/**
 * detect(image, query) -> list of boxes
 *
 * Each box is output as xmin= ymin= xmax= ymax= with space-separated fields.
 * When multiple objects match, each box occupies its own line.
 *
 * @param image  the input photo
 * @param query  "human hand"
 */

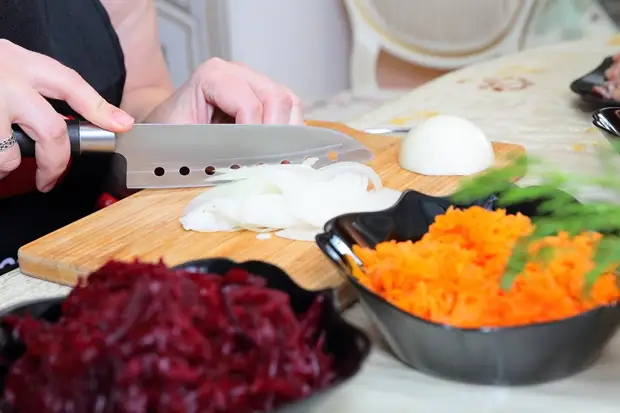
xmin=604 ymin=53 xmax=620 ymax=81
xmin=0 ymin=40 xmax=135 ymax=192
xmin=144 ymin=58 xmax=303 ymax=125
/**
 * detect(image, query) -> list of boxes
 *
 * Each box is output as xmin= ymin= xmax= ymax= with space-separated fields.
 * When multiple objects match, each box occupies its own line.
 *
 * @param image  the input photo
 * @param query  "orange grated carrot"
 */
xmin=350 ymin=206 xmax=620 ymax=328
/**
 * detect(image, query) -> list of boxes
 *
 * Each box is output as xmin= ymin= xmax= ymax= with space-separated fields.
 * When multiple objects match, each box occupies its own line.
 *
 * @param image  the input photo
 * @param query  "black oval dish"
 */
xmin=315 ymin=188 xmax=620 ymax=386
xmin=593 ymin=106 xmax=620 ymax=144
xmin=570 ymin=56 xmax=619 ymax=106
xmin=0 ymin=259 xmax=371 ymax=411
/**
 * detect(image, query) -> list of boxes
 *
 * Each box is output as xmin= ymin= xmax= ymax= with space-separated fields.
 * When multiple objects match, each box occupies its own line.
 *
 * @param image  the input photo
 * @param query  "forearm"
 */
xmin=102 ymin=0 xmax=174 ymax=122
xmin=120 ymin=85 xmax=173 ymax=122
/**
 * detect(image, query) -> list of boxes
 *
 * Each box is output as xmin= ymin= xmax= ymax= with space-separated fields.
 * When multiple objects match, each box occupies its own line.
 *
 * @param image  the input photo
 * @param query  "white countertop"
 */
xmin=4 ymin=39 xmax=620 ymax=412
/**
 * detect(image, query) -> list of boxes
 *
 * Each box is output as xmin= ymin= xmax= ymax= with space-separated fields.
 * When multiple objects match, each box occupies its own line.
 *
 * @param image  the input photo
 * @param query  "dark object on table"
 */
xmin=315 ymin=188 xmax=620 ymax=386
xmin=593 ymin=106 xmax=620 ymax=143
xmin=570 ymin=56 xmax=619 ymax=106
xmin=0 ymin=259 xmax=371 ymax=412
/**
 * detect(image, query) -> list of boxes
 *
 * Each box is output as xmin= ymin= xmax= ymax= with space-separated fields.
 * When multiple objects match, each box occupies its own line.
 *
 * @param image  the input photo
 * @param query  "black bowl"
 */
xmin=593 ymin=106 xmax=620 ymax=144
xmin=315 ymin=188 xmax=620 ymax=386
xmin=570 ymin=56 xmax=619 ymax=106
xmin=0 ymin=259 xmax=372 ymax=411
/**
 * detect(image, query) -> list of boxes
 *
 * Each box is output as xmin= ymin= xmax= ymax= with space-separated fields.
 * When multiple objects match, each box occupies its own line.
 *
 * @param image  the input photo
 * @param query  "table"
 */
xmin=4 ymin=39 xmax=620 ymax=412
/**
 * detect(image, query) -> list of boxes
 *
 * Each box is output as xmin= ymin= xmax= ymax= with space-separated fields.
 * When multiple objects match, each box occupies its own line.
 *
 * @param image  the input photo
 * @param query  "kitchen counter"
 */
xmin=4 ymin=38 xmax=620 ymax=412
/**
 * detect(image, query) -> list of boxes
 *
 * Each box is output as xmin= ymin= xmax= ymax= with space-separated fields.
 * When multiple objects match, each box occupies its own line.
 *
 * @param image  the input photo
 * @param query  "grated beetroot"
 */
xmin=2 ymin=261 xmax=335 ymax=413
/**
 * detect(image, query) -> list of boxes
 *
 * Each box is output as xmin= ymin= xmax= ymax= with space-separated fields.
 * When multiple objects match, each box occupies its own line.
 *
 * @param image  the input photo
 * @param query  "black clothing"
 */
xmin=0 ymin=0 xmax=126 ymax=273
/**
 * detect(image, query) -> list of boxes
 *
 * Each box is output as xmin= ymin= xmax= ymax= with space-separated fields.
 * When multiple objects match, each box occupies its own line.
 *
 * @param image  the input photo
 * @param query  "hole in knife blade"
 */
xmin=154 ymin=167 xmax=165 ymax=177
xmin=179 ymin=166 xmax=190 ymax=176
xmin=205 ymin=166 xmax=216 ymax=175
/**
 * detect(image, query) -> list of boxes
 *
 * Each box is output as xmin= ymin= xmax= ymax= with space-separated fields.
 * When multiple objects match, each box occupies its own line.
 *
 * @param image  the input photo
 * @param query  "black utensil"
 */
xmin=570 ymin=56 xmax=619 ymax=106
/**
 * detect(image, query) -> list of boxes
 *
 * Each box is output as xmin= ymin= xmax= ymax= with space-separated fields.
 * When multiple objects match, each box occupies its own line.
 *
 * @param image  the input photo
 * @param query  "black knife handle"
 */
xmin=13 ymin=120 xmax=81 ymax=158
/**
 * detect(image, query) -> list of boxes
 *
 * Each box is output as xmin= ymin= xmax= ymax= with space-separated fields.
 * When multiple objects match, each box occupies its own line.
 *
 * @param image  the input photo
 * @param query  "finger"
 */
xmin=606 ymin=65 xmax=620 ymax=80
xmin=285 ymin=90 xmax=304 ymax=125
xmin=199 ymin=70 xmax=263 ymax=124
xmin=23 ymin=52 xmax=134 ymax=132
xmin=230 ymin=61 xmax=251 ymax=69
xmin=608 ymin=63 xmax=620 ymax=79
xmin=228 ymin=66 xmax=294 ymax=124
xmin=210 ymin=108 xmax=235 ymax=124
xmin=258 ymin=86 xmax=293 ymax=124
xmin=7 ymin=84 xmax=70 ymax=192
xmin=605 ymin=67 xmax=614 ymax=79
xmin=0 ymin=111 xmax=21 ymax=180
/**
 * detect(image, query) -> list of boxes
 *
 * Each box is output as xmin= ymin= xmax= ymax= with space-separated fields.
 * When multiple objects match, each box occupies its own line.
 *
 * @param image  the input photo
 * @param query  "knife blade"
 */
xmin=12 ymin=120 xmax=374 ymax=189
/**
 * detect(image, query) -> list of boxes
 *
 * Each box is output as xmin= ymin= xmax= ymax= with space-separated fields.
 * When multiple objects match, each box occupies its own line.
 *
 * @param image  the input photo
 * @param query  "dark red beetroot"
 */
xmin=2 ymin=261 xmax=334 ymax=413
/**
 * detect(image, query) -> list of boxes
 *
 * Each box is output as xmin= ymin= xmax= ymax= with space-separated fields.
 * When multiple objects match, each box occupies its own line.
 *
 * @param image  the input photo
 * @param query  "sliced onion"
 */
xmin=180 ymin=162 xmax=401 ymax=241
xmin=204 ymin=164 xmax=319 ymax=185
xmin=236 ymin=194 xmax=301 ymax=228
xmin=180 ymin=209 xmax=238 ymax=232
xmin=318 ymin=162 xmax=383 ymax=190
xmin=275 ymin=227 xmax=321 ymax=242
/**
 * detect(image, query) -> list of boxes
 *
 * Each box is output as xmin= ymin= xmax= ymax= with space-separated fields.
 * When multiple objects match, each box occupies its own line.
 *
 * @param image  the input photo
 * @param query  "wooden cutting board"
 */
xmin=18 ymin=121 xmax=525 ymax=308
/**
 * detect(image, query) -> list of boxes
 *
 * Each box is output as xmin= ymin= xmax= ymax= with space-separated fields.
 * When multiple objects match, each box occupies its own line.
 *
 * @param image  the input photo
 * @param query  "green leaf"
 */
xmin=533 ymin=245 xmax=556 ymax=265
xmin=452 ymin=155 xmax=531 ymax=203
xmin=583 ymin=237 xmax=620 ymax=294
xmin=497 ymin=184 xmax=562 ymax=205
xmin=453 ymin=149 xmax=620 ymax=296
xmin=500 ymin=241 xmax=529 ymax=290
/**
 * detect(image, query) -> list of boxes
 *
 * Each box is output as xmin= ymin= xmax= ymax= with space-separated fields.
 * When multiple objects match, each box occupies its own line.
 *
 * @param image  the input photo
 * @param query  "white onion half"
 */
xmin=399 ymin=115 xmax=495 ymax=176
xmin=180 ymin=162 xmax=400 ymax=242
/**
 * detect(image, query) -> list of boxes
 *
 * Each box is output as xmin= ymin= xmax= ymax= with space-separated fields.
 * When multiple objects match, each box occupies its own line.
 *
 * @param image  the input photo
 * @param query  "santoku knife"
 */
xmin=12 ymin=120 xmax=373 ymax=189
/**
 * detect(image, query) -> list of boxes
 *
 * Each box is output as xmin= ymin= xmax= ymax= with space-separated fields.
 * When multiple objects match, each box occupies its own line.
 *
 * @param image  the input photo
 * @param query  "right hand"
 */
xmin=0 ymin=40 xmax=135 ymax=192
xmin=604 ymin=53 xmax=620 ymax=82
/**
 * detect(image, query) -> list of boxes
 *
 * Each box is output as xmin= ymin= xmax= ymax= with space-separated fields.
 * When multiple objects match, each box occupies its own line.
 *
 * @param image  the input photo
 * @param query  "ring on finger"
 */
xmin=0 ymin=132 xmax=16 ymax=152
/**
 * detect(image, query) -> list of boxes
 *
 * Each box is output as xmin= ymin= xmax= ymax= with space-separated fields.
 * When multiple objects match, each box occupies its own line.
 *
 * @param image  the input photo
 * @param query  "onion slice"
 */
xmin=180 ymin=162 xmax=400 ymax=241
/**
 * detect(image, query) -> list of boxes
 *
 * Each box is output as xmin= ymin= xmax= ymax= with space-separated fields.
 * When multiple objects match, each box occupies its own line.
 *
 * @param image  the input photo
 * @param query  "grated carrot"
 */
xmin=351 ymin=206 xmax=620 ymax=328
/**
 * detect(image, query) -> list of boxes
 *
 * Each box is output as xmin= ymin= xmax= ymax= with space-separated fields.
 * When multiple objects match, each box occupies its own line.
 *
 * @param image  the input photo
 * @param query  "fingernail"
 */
xmin=111 ymin=109 xmax=134 ymax=127
xmin=41 ymin=180 xmax=57 ymax=193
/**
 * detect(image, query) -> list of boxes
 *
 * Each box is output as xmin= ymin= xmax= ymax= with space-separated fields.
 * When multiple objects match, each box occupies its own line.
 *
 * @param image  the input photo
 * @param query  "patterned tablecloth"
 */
xmin=4 ymin=39 xmax=620 ymax=412
xmin=350 ymin=39 xmax=620 ymax=198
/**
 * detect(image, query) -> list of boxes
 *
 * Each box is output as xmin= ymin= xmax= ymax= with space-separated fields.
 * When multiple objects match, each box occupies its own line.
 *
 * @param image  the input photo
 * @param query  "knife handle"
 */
xmin=13 ymin=120 xmax=82 ymax=158
xmin=13 ymin=120 xmax=116 ymax=158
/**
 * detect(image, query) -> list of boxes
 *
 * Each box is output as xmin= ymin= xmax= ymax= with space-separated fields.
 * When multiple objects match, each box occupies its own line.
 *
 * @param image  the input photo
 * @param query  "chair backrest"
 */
xmin=348 ymin=0 xmax=537 ymax=70
xmin=345 ymin=0 xmax=619 ymax=90
xmin=366 ymin=0 xmax=523 ymax=54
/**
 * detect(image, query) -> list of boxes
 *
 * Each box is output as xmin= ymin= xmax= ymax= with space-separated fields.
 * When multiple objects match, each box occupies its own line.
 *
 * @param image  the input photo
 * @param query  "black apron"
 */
xmin=0 ymin=0 xmax=127 ymax=274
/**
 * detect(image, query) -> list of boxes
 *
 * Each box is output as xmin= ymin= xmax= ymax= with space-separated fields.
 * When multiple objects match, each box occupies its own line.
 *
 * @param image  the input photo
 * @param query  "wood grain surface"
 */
xmin=18 ymin=121 xmax=525 ymax=308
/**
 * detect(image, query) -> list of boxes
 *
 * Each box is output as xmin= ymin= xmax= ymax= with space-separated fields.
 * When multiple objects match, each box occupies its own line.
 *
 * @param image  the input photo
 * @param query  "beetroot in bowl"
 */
xmin=0 ymin=259 xmax=371 ymax=413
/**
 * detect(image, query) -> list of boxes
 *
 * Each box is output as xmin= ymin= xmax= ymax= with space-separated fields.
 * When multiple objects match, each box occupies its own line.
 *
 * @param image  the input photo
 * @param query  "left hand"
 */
xmin=144 ymin=58 xmax=304 ymax=125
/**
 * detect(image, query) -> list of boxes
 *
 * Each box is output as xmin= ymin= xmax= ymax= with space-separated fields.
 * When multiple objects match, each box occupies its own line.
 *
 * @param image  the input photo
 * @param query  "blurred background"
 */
xmin=156 ymin=0 xmax=620 ymax=121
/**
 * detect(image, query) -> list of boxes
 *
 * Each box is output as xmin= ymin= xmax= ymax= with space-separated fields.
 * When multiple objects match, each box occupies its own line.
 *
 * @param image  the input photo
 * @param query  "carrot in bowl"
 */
xmin=350 ymin=206 xmax=620 ymax=329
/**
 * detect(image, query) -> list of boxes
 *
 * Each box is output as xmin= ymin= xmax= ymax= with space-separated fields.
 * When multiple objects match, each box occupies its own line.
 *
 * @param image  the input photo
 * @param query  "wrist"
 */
xmin=120 ymin=86 xmax=173 ymax=122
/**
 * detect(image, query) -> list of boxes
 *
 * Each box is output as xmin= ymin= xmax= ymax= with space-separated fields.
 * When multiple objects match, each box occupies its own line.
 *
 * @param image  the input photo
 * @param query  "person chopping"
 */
xmin=0 ymin=0 xmax=303 ymax=273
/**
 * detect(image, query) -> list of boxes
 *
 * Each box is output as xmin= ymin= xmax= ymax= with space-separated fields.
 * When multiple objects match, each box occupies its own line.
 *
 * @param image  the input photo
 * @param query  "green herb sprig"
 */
xmin=452 ymin=140 xmax=620 ymax=293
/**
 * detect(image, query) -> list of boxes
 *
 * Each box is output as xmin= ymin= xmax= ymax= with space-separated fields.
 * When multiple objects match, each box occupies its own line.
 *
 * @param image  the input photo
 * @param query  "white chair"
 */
xmin=344 ymin=0 xmax=618 ymax=92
